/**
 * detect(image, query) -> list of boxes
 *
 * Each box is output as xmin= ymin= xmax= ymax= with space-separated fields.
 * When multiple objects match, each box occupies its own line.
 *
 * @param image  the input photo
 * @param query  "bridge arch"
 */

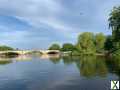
xmin=0 ymin=50 xmax=60 ymax=55
xmin=47 ymin=51 xmax=60 ymax=55
xmin=46 ymin=50 xmax=60 ymax=55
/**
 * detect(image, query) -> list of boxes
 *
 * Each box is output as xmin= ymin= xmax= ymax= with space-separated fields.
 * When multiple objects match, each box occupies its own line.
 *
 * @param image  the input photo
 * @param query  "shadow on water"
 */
xmin=61 ymin=55 xmax=108 ymax=78
xmin=0 ymin=52 xmax=18 ymax=65
xmin=76 ymin=56 xmax=108 ymax=78
xmin=61 ymin=55 xmax=120 ymax=79
xmin=106 ymin=56 xmax=120 ymax=80
xmin=0 ymin=58 xmax=12 ymax=65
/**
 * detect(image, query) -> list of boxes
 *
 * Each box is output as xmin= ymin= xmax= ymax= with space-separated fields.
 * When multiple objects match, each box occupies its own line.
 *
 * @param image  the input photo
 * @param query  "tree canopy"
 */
xmin=95 ymin=33 xmax=106 ymax=53
xmin=48 ymin=43 xmax=61 ymax=50
xmin=104 ymin=35 xmax=114 ymax=51
xmin=109 ymin=6 xmax=120 ymax=49
xmin=0 ymin=45 xmax=14 ymax=51
xmin=61 ymin=43 xmax=75 ymax=51
xmin=77 ymin=32 xmax=96 ymax=54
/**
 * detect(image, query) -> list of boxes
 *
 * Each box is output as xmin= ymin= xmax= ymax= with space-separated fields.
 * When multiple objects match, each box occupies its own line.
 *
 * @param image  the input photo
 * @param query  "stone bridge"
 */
xmin=0 ymin=50 xmax=60 ymax=55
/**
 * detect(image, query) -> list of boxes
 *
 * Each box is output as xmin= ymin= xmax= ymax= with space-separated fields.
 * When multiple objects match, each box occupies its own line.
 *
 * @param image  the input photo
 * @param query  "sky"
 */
xmin=0 ymin=0 xmax=120 ymax=49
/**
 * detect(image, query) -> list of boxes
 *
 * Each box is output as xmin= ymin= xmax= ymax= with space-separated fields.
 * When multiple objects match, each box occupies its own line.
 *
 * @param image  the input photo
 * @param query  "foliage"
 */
xmin=48 ymin=43 xmax=61 ymax=50
xmin=77 ymin=32 xmax=96 ymax=54
xmin=109 ymin=6 xmax=120 ymax=50
xmin=0 ymin=60 xmax=12 ymax=65
xmin=75 ymin=43 xmax=82 ymax=52
xmin=113 ymin=50 xmax=120 ymax=59
xmin=72 ymin=50 xmax=81 ymax=56
xmin=104 ymin=35 xmax=114 ymax=51
xmin=106 ymin=57 xmax=120 ymax=77
xmin=0 ymin=45 xmax=14 ymax=51
xmin=61 ymin=43 xmax=75 ymax=51
xmin=95 ymin=33 xmax=106 ymax=53
xmin=49 ymin=57 xmax=61 ymax=64
xmin=76 ymin=56 xmax=108 ymax=78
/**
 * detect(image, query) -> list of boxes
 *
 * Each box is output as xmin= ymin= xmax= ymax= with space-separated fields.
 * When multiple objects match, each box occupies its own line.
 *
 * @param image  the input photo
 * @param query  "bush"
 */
xmin=72 ymin=50 xmax=81 ymax=56
xmin=113 ymin=50 xmax=120 ymax=59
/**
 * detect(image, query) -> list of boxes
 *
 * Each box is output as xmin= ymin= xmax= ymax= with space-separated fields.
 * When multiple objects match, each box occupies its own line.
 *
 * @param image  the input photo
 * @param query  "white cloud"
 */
xmin=0 ymin=0 xmax=80 ymax=38
xmin=0 ymin=0 xmax=120 ymax=49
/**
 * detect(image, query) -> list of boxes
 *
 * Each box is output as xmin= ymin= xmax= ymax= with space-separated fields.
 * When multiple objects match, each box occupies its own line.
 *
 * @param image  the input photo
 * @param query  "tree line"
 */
xmin=48 ymin=32 xmax=112 ymax=55
xmin=49 ymin=6 xmax=120 ymax=57
xmin=0 ymin=45 xmax=14 ymax=51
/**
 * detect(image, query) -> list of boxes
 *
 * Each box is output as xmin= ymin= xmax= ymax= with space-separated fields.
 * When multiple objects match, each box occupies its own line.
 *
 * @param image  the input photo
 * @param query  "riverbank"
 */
xmin=61 ymin=51 xmax=106 ymax=56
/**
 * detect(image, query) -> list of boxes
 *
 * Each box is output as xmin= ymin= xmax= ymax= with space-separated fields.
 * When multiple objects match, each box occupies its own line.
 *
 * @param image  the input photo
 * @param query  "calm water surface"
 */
xmin=0 ymin=55 xmax=119 ymax=90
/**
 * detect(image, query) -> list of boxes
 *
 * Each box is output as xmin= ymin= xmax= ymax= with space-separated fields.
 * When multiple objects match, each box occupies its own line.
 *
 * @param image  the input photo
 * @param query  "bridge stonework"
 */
xmin=0 ymin=50 xmax=60 ymax=55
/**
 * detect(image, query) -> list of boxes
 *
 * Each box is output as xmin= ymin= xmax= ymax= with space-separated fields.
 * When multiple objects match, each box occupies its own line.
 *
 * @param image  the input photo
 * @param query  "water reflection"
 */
xmin=0 ymin=54 xmax=119 ymax=79
xmin=14 ymin=55 xmax=32 ymax=61
xmin=49 ymin=56 xmax=61 ymax=64
xmin=77 ymin=56 xmax=108 ymax=78
xmin=0 ymin=60 xmax=12 ymax=65
xmin=0 ymin=55 xmax=120 ymax=90
xmin=61 ymin=56 xmax=108 ymax=78
xmin=62 ymin=55 xmax=120 ymax=79
xmin=40 ymin=54 xmax=60 ymax=59
xmin=0 ymin=57 xmax=12 ymax=65
xmin=106 ymin=57 xmax=120 ymax=79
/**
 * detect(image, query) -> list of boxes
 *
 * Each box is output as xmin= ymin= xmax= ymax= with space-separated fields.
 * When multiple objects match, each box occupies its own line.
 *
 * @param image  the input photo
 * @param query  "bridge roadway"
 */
xmin=0 ymin=50 xmax=60 ymax=55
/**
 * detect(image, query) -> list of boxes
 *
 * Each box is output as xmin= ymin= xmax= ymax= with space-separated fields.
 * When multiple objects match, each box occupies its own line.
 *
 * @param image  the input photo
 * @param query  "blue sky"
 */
xmin=0 ymin=0 xmax=120 ymax=49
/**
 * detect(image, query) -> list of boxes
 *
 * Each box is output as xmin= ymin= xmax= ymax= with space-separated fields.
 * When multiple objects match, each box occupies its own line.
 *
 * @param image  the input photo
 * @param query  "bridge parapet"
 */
xmin=0 ymin=50 xmax=60 ymax=55
xmin=0 ymin=50 xmax=33 ymax=55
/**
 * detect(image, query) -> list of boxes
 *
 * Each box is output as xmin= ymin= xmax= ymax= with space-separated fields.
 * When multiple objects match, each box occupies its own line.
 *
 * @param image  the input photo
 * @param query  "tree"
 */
xmin=61 ymin=43 xmax=75 ymax=51
xmin=0 ymin=45 xmax=14 ymax=51
xmin=48 ymin=43 xmax=61 ymax=50
xmin=75 ymin=43 xmax=82 ymax=52
xmin=109 ymin=6 xmax=120 ymax=50
xmin=104 ymin=35 xmax=114 ymax=51
xmin=95 ymin=33 xmax=106 ymax=53
xmin=77 ymin=32 xmax=96 ymax=54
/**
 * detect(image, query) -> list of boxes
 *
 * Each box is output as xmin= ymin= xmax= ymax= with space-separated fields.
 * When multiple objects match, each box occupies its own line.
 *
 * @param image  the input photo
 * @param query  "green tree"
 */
xmin=0 ymin=45 xmax=14 ymax=51
xmin=95 ymin=33 xmax=106 ymax=53
xmin=61 ymin=43 xmax=75 ymax=51
xmin=104 ymin=35 xmax=114 ymax=51
xmin=75 ymin=43 xmax=82 ymax=52
xmin=48 ymin=43 xmax=61 ymax=50
xmin=76 ymin=56 xmax=108 ymax=78
xmin=49 ymin=57 xmax=61 ymax=64
xmin=77 ymin=32 xmax=96 ymax=54
xmin=109 ymin=6 xmax=120 ymax=50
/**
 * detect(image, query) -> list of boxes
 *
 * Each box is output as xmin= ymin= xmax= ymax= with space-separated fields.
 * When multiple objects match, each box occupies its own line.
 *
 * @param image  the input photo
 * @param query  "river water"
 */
xmin=0 ymin=55 xmax=119 ymax=90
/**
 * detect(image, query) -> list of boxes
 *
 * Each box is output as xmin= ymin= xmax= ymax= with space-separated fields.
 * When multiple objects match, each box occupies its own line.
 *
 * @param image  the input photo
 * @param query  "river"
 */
xmin=0 ymin=55 xmax=119 ymax=90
